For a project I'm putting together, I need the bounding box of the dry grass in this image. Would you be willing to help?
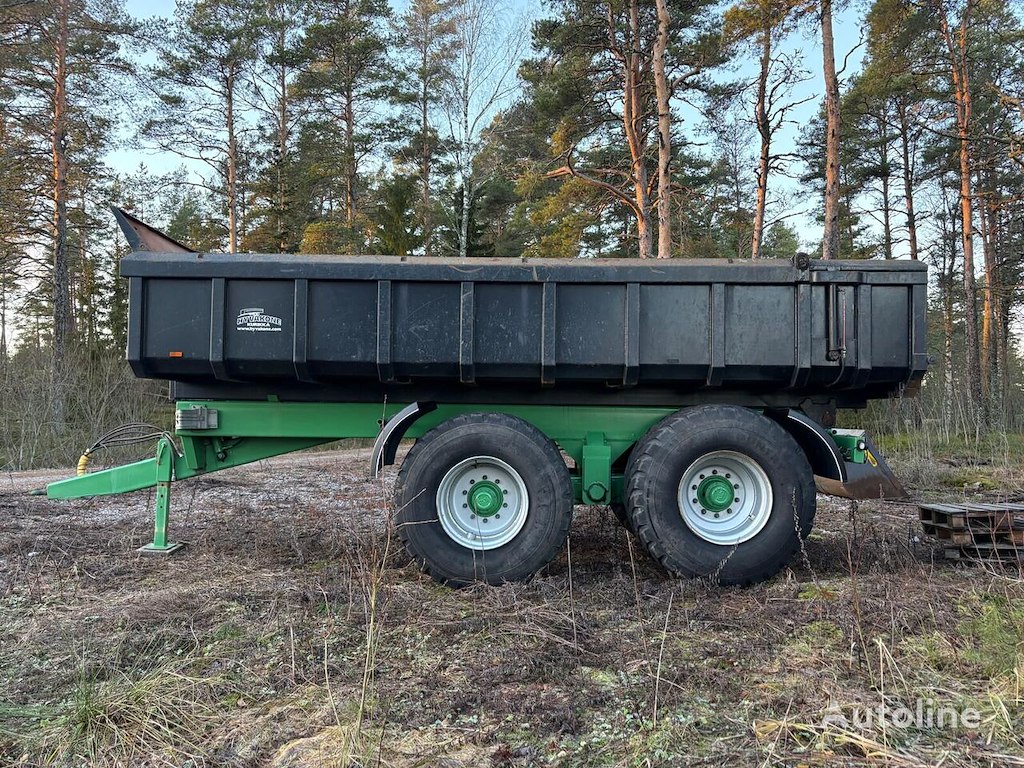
[1,446,1024,766]
[33,655,226,764]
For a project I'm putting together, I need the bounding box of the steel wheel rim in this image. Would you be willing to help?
[436,455,529,550]
[677,450,773,545]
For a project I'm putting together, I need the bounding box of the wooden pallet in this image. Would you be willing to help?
[919,502,1024,558]
[944,542,1024,561]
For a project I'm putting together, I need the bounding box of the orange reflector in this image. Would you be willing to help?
[169,351,183,358]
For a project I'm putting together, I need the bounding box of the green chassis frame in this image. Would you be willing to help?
[46,399,882,554]
[47,400,681,553]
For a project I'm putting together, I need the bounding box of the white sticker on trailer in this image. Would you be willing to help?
[236,307,283,332]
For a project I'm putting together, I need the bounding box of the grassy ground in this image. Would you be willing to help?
[2,446,1024,767]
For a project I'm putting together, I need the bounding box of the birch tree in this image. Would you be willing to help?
[443,0,525,260]
[725,0,807,259]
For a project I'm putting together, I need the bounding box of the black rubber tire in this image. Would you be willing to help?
[609,447,636,532]
[395,413,573,586]
[624,405,815,586]
[610,502,633,531]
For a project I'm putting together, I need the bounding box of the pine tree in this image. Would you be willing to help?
[245,0,308,252]
[370,174,422,257]
[818,0,841,260]
[529,0,720,258]
[394,0,458,257]
[931,0,982,414]
[144,0,263,253]
[295,0,394,241]
[0,0,135,365]
[860,0,936,263]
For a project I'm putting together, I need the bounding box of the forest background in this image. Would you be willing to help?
[0,0,1022,468]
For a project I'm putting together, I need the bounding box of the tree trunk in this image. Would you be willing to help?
[51,0,72,364]
[942,238,955,411]
[1,280,7,363]
[420,30,433,258]
[878,115,893,259]
[881,173,892,259]
[958,158,980,416]
[978,187,995,398]
[344,84,357,231]
[0,111,8,364]
[938,0,981,414]
[459,65,472,260]
[277,23,289,251]
[897,98,919,260]
[936,184,958,435]
[653,0,672,260]
[78,188,95,350]
[625,0,652,259]
[459,179,471,260]
[820,0,841,260]
[751,19,772,260]
[226,69,239,253]
[997,260,1010,415]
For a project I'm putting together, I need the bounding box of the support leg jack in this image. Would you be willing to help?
[137,441,186,555]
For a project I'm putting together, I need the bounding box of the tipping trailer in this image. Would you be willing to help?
[47,209,928,586]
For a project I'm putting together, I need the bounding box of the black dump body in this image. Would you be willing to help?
[120,245,928,411]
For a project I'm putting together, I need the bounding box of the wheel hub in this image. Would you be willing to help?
[468,480,502,517]
[696,475,733,513]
